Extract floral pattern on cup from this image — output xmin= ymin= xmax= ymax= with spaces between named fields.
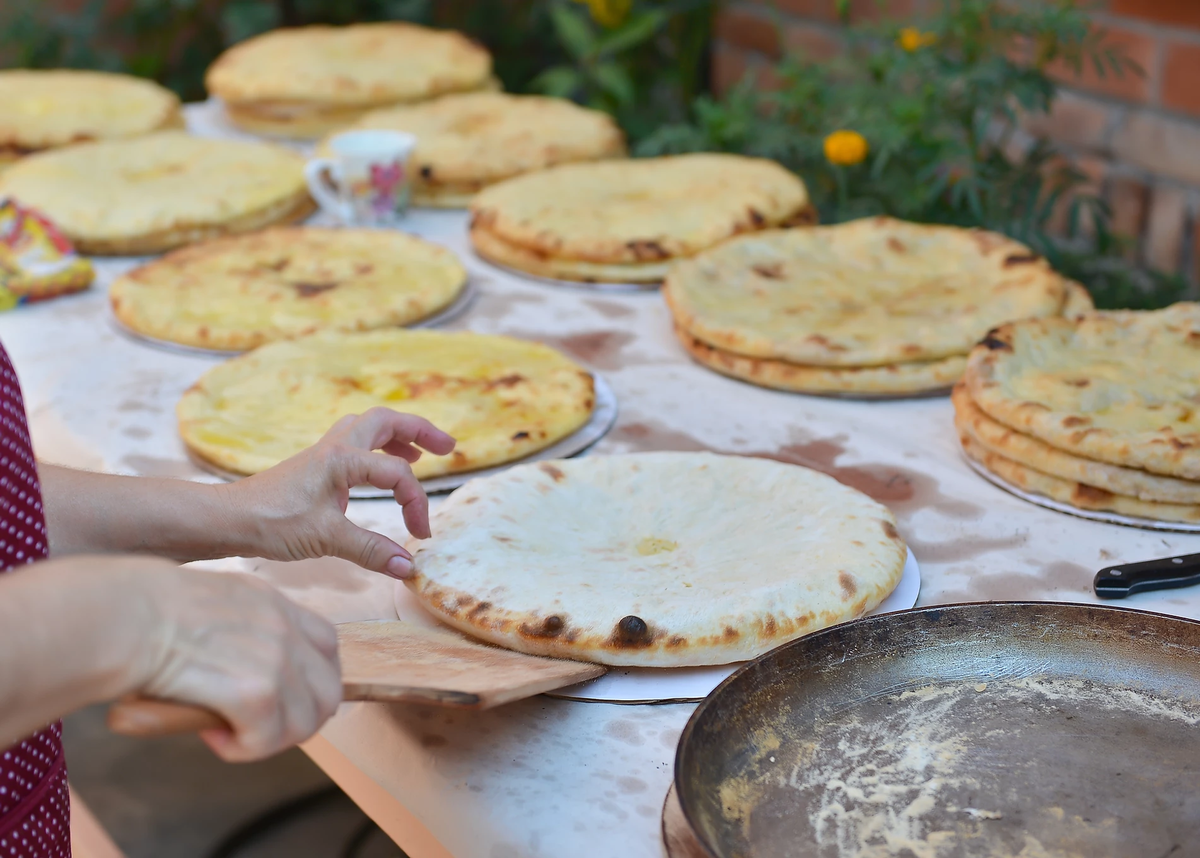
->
xmin=305 ymin=131 xmax=416 ymax=226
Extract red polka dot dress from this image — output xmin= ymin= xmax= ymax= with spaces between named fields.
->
xmin=0 ymin=344 xmax=71 ymax=857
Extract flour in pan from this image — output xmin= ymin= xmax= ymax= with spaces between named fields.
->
xmin=786 ymin=684 xmax=979 ymax=857
xmin=752 ymin=674 xmax=1200 ymax=858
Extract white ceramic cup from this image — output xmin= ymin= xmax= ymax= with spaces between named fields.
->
xmin=304 ymin=130 xmax=417 ymax=225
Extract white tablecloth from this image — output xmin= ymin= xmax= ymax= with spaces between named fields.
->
xmin=6 ymin=102 xmax=1199 ymax=858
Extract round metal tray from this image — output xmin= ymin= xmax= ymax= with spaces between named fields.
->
xmin=191 ymin=371 xmax=618 ymax=498
xmin=111 ymin=278 xmax=479 ymax=358
xmin=677 ymin=602 xmax=1200 ymax=857
xmin=965 ymin=454 xmax=1200 ymax=533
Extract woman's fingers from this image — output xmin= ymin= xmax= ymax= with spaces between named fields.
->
xmin=338 ymin=408 xmax=456 ymax=457
xmin=380 ymin=440 xmax=423 ymax=463
xmin=344 ymin=450 xmax=432 ymax=540
xmin=197 ymin=631 xmax=340 ymax=762
xmin=329 ymin=516 xmax=413 ymax=578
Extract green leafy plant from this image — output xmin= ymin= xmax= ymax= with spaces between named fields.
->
xmin=533 ymin=0 xmax=714 ymax=142
xmin=640 ymin=0 xmax=1190 ymax=309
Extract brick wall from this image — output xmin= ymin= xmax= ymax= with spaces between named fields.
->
xmin=714 ymin=0 xmax=1200 ymax=287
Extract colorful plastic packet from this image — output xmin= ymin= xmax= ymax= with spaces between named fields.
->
xmin=0 ymin=198 xmax=93 ymax=310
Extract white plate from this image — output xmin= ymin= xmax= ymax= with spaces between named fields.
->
xmin=547 ymin=547 xmax=921 ymax=703
xmin=192 ymin=372 xmax=618 ymax=497
xmin=392 ymin=547 xmax=921 ymax=705
xmin=472 ymin=252 xmax=661 ymax=293
xmin=110 ymin=278 xmax=479 ymax=358
xmin=965 ymin=456 xmax=1200 ymax=534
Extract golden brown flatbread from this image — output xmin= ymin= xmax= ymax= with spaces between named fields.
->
xmin=966 ymin=304 xmax=1200 ymax=480
xmin=177 ymin=329 xmax=595 ymax=480
xmin=961 ymin=434 xmax=1200 ymax=524
xmin=677 ymin=325 xmax=963 ymax=396
xmin=953 ymin=383 xmax=1200 ymax=504
xmin=664 ymin=219 xmax=1069 ymax=366
xmin=110 ymin=227 xmax=467 ymax=351
xmin=469 ymin=154 xmax=810 ymax=266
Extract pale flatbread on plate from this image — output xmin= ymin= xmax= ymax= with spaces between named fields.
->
xmin=0 ymin=70 xmax=182 ymax=156
xmin=406 ymin=452 xmax=907 ymax=667
xmin=469 ymin=154 xmax=811 ymax=266
xmin=321 ymin=92 xmax=626 ymax=207
xmin=470 ymin=223 xmax=671 ymax=284
xmin=111 ymin=227 xmax=467 ymax=351
xmin=207 ymin=23 xmax=493 ymax=137
xmin=676 ymin=325 xmax=964 ymax=396
xmin=0 ymin=131 xmax=312 ymax=255
xmin=663 ymin=218 xmax=1068 ymax=366
xmin=961 ymin=434 xmax=1200 ymax=524
xmin=966 ymin=304 xmax=1200 ymax=480
xmin=177 ymin=329 xmax=595 ymax=480
xmin=953 ymin=382 xmax=1200 ymax=504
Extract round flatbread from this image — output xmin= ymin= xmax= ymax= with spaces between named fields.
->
xmin=961 ymin=434 xmax=1200 ymax=524
xmin=110 ymin=227 xmax=467 ymax=351
xmin=677 ymin=325 xmax=964 ymax=396
xmin=0 ymin=131 xmax=312 ymax=256
xmin=469 ymin=154 xmax=811 ymax=266
xmin=663 ymin=219 xmax=1067 ymax=366
xmin=0 ymin=70 xmax=182 ymax=158
xmin=407 ymin=452 xmax=907 ymax=666
xmin=221 ymin=75 xmax=503 ymax=139
xmin=177 ymin=329 xmax=595 ymax=479
xmin=470 ymin=223 xmax=671 ymax=283
xmin=322 ymin=93 xmax=626 ymax=207
xmin=953 ymin=382 xmax=1200 ymax=504
xmin=207 ymin=23 xmax=492 ymax=137
xmin=965 ymin=304 xmax=1200 ymax=480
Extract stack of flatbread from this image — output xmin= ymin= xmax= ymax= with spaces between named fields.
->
xmin=469 ymin=154 xmax=814 ymax=284
xmin=0 ymin=70 xmax=182 ymax=171
xmin=0 ymin=131 xmax=312 ymax=255
xmin=178 ymin=329 xmax=595 ymax=480
xmin=206 ymin=23 xmax=495 ymax=138
xmin=406 ymin=452 xmax=908 ymax=666
xmin=319 ymin=92 xmax=626 ymax=208
xmin=955 ymin=303 xmax=1200 ymax=525
xmin=110 ymin=227 xmax=467 ymax=351
xmin=664 ymin=217 xmax=1094 ymax=397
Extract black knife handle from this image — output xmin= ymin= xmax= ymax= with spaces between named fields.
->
xmin=1094 ymin=552 xmax=1200 ymax=599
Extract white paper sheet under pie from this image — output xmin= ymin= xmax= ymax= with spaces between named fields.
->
xmin=393 ymin=548 xmax=921 ymax=704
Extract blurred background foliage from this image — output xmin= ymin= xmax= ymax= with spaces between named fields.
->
xmin=0 ymin=0 xmax=1189 ymax=308
xmin=0 ymin=0 xmax=711 ymax=139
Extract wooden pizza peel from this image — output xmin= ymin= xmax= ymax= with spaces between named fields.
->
xmin=107 ymin=620 xmax=606 ymax=737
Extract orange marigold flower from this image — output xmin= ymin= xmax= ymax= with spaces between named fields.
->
xmin=898 ymin=27 xmax=937 ymax=52
xmin=824 ymin=130 xmax=869 ymax=166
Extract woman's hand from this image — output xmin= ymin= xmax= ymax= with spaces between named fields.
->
xmin=0 ymin=556 xmax=341 ymax=761
xmin=135 ymin=560 xmax=342 ymax=762
xmin=224 ymin=408 xmax=456 ymax=579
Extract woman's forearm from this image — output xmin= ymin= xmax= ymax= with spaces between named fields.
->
xmin=40 ymin=465 xmax=249 ymax=560
xmin=0 ymin=557 xmax=152 ymax=746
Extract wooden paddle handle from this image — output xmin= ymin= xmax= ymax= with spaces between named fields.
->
xmin=107 ymin=697 xmax=229 ymax=737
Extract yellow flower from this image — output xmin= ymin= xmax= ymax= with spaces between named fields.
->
xmin=573 ymin=0 xmax=631 ymax=28
xmin=824 ymin=130 xmax=869 ymax=167
xmin=898 ymin=26 xmax=937 ymax=52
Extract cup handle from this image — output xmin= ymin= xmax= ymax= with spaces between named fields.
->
xmin=304 ymin=158 xmax=354 ymax=223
